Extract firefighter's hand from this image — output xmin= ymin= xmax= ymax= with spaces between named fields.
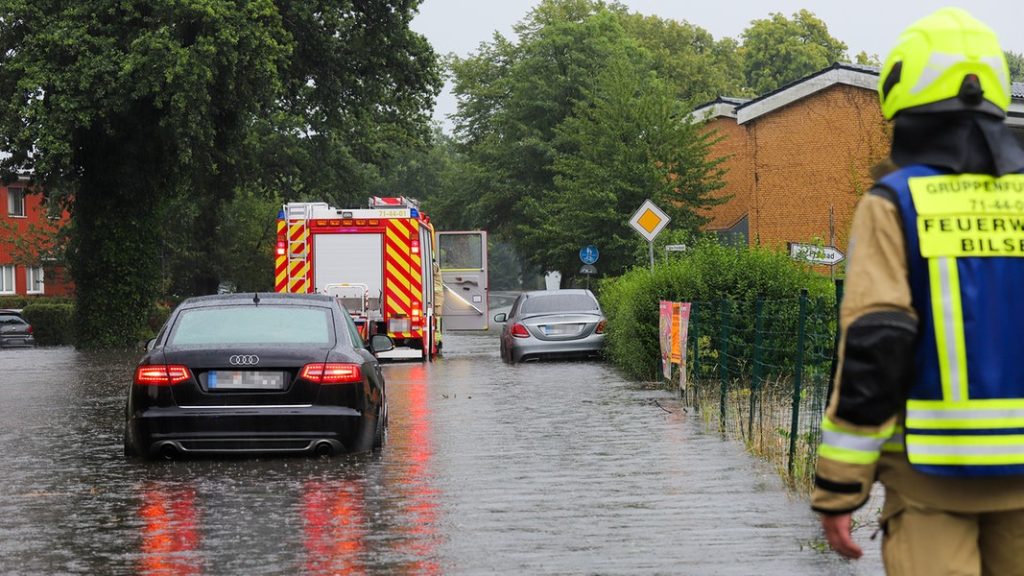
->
xmin=821 ymin=513 xmax=863 ymax=559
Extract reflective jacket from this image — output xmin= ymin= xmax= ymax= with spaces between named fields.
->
xmin=880 ymin=164 xmax=1024 ymax=476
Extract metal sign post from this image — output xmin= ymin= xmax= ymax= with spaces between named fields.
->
xmin=579 ymin=246 xmax=599 ymax=290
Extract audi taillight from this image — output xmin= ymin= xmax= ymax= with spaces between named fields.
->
xmin=300 ymin=363 xmax=362 ymax=384
xmin=134 ymin=364 xmax=191 ymax=386
xmin=596 ymin=320 xmax=607 ymax=334
xmin=511 ymin=323 xmax=530 ymax=338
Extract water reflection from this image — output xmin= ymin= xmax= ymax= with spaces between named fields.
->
xmin=384 ymin=362 xmax=442 ymax=575
xmin=137 ymin=482 xmax=203 ymax=576
xmin=302 ymin=480 xmax=367 ymax=575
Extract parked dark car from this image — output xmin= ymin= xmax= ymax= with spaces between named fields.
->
xmin=0 ymin=309 xmax=35 ymax=348
xmin=124 ymin=293 xmax=393 ymax=460
xmin=495 ymin=289 xmax=605 ymax=363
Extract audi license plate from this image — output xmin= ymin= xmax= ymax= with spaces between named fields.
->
xmin=207 ymin=370 xmax=286 ymax=390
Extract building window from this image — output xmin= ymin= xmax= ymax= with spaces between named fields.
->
xmin=26 ymin=266 xmax=44 ymax=294
xmin=7 ymin=187 xmax=25 ymax=217
xmin=0 ymin=265 xmax=14 ymax=294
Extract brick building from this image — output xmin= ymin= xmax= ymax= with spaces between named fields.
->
xmin=0 ymin=182 xmax=73 ymax=297
xmin=694 ymin=63 xmax=1024 ymax=255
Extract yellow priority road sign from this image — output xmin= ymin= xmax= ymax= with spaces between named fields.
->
xmin=629 ymin=200 xmax=671 ymax=242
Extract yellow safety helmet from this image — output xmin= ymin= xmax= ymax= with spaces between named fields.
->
xmin=878 ymin=7 xmax=1010 ymax=119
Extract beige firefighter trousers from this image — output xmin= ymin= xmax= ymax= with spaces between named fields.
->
xmin=881 ymin=487 xmax=1024 ymax=576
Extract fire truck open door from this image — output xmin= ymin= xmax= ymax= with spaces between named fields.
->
xmin=438 ymin=231 xmax=489 ymax=330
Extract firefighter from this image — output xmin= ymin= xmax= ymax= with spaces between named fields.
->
xmin=812 ymin=8 xmax=1024 ymax=574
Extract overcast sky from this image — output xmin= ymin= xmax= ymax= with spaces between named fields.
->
xmin=411 ymin=1 xmax=1024 ymax=131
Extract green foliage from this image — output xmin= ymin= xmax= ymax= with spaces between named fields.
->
xmin=618 ymin=12 xmax=747 ymax=101
xmin=740 ymin=10 xmax=848 ymax=94
xmin=600 ymin=238 xmax=833 ymax=380
xmin=447 ymin=0 xmax=732 ymax=278
xmin=1006 ymin=50 xmax=1024 ymax=83
xmin=21 ymin=301 xmax=75 ymax=346
xmin=535 ymin=52 xmax=725 ymax=276
xmin=147 ymin=302 xmax=173 ymax=339
xmin=854 ymin=51 xmax=882 ymax=67
xmin=0 ymin=1 xmax=442 ymax=347
xmin=0 ymin=295 xmax=73 ymax=310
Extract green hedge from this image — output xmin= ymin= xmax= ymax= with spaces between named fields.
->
xmin=0 ymin=295 xmax=74 ymax=310
xmin=21 ymin=301 xmax=75 ymax=346
xmin=599 ymin=238 xmax=834 ymax=380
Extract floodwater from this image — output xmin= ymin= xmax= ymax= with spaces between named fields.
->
xmin=0 ymin=333 xmax=883 ymax=575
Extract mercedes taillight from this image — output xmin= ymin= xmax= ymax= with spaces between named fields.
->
xmin=511 ymin=323 xmax=530 ymax=338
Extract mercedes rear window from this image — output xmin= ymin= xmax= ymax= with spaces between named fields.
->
xmin=521 ymin=294 xmax=599 ymax=314
xmin=168 ymin=305 xmax=336 ymax=346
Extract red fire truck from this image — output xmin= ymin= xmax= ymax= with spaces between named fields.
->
xmin=275 ymin=197 xmax=442 ymax=360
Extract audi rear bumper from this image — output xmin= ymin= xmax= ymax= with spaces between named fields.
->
xmin=126 ymin=405 xmax=366 ymax=458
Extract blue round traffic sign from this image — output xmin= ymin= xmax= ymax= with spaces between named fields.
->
xmin=580 ymin=245 xmax=599 ymax=265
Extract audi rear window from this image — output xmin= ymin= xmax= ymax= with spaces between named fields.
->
xmin=168 ymin=305 xmax=336 ymax=346
xmin=521 ymin=294 xmax=599 ymax=314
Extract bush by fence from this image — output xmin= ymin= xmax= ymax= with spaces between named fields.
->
xmin=599 ymin=239 xmax=841 ymax=492
xmin=600 ymin=239 xmax=833 ymax=381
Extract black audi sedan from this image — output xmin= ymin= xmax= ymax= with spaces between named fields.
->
xmin=124 ymin=293 xmax=393 ymax=460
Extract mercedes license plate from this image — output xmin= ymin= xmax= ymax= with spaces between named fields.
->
xmin=544 ymin=324 xmax=581 ymax=336
xmin=207 ymin=370 xmax=286 ymax=390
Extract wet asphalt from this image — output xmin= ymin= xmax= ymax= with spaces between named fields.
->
xmin=0 ymin=332 xmax=884 ymax=575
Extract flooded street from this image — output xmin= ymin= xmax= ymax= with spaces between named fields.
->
xmin=0 ymin=333 xmax=882 ymax=575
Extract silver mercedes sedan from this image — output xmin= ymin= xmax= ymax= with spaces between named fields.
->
xmin=494 ymin=289 xmax=605 ymax=363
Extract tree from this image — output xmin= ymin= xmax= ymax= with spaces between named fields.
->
xmin=0 ymin=0 xmax=290 ymax=347
xmin=448 ymin=0 xmax=733 ymax=276
xmin=0 ymin=1 xmax=441 ymax=347
xmin=534 ymin=54 xmax=725 ymax=276
xmin=618 ymin=12 xmax=747 ymax=102
xmin=740 ymin=10 xmax=848 ymax=94
xmin=854 ymin=51 xmax=882 ymax=67
xmin=1006 ymin=50 xmax=1024 ymax=83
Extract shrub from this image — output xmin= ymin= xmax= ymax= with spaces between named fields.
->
xmin=600 ymin=238 xmax=834 ymax=380
xmin=0 ymin=295 xmax=73 ymax=310
xmin=21 ymin=301 xmax=75 ymax=346
xmin=146 ymin=302 xmax=174 ymax=339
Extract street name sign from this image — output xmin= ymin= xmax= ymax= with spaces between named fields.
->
xmin=788 ymin=242 xmax=845 ymax=266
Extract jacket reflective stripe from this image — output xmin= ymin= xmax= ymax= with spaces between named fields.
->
xmin=907 ymin=434 xmax=1024 ymax=465
xmin=907 ymin=403 xmax=1024 ymax=429
xmin=928 ymin=257 xmax=969 ymax=402
xmin=818 ymin=418 xmax=896 ymax=464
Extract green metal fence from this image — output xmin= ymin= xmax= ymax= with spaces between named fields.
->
xmin=680 ymin=283 xmax=842 ymax=492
